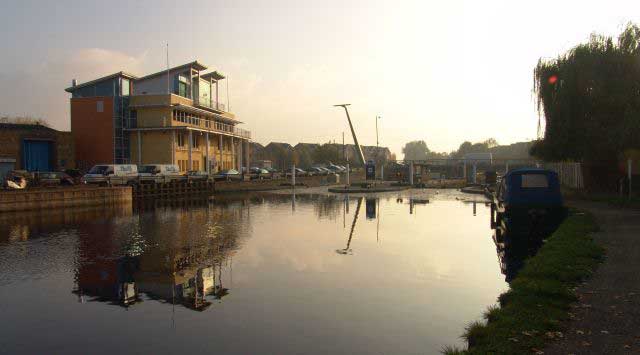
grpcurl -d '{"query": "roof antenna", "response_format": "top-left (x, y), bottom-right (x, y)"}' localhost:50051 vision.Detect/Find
top-left (166, 43), bottom-right (170, 95)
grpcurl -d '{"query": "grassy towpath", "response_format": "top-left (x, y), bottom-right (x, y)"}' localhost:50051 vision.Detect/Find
top-left (544, 201), bottom-right (640, 354)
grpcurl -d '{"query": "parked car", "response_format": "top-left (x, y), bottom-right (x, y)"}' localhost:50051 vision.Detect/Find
top-left (249, 167), bottom-right (270, 180)
top-left (187, 170), bottom-right (211, 181)
top-left (326, 165), bottom-right (343, 173)
top-left (286, 168), bottom-right (307, 177)
top-left (82, 164), bottom-right (138, 186)
top-left (263, 167), bottom-right (282, 179)
top-left (318, 167), bottom-right (333, 175)
top-left (138, 164), bottom-right (184, 184)
top-left (33, 171), bottom-right (75, 187)
top-left (308, 167), bottom-right (327, 176)
top-left (214, 169), bottom-right (242, 181)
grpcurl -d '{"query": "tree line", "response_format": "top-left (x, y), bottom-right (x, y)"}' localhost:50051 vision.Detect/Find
top-left (401, 138), bottom-right (531, 161)
top-left (251, 142), bottom-right (396, 170)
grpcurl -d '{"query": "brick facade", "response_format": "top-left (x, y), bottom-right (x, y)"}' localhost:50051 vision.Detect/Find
top-left (0, 123), bottom-right (75, 171)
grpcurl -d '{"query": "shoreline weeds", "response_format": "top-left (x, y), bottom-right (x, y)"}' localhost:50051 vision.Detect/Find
top-left (444, 210), bottom-right (603, 354)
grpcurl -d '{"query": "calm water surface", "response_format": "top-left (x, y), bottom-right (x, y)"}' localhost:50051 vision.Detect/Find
top-left (0, 190), bottom-right (507, 354)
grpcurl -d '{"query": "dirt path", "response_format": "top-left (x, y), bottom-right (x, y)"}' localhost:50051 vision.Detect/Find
top-left (545, 201), bottom-right (640, 354)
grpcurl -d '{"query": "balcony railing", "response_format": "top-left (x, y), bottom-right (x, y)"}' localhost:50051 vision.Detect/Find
top-left (174, 115), bottom-right (250, 139)
top-left (194, 97), bottom-right (226, 112)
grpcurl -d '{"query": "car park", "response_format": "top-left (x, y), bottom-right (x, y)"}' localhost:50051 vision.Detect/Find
top-left (33, 171), bottom-right (75, 187)
top-left (138, 164), bottom-right (183, 184)
top-left (214, 169), bottom-right (242, 182)
top-left (186, 170), bottom-right (211, 181)
top-left (82, 164), bottom-right (139, 186)
top-left (249, 167), bottom-right (271, 180)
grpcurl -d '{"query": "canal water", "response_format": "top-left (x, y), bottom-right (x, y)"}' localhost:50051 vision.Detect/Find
top-left (0, 190), bottom-right (507, 355)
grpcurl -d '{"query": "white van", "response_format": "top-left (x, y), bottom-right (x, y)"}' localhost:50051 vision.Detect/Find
top-left (82, 164), bottom-right (139, 186)
top-left (138, 164), bottom-right (184, 184)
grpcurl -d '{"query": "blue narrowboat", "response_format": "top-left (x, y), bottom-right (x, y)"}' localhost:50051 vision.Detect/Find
top-left (491, 168), bottom-right (567, 245)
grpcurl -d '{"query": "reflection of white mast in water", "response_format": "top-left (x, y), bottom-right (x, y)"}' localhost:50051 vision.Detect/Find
top-left (291, 191), bottom-right (296, 213)
top-left (337, 197), bottom-right (363, 255)
top-left (343, 195), bottom-right (349, 229)
top-left (376, 198), bottom-right (380, 243)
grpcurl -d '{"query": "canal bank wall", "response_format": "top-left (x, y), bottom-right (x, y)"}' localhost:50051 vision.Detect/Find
top-left (0, 186), bottom-right (132, 212)
top-left (0, 174), bottom-right (353, 212)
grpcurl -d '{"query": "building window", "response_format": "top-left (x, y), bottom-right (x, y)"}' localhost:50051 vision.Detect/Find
top-left (178, 75), bottom-right (188, 98)
top-left (177, 133), bottom-right (185, 147)
top-left (122, 78), bottom-right (130, 96)
top-left (97, 101), bottom-right (104, 112)
top-left (193, 135), bottom-right (199, 149)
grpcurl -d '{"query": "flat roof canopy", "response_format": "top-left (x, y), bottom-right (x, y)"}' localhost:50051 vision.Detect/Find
top-left (201, 71), bottom-right (225, 80)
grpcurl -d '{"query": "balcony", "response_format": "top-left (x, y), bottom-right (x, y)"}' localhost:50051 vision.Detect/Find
top-left (194, 97), bottom-right (226, 112)
top-left (173, 115), bottom-right (250, 139)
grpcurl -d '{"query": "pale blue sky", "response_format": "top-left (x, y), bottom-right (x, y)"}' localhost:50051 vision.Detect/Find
top-left (1, 0), bottom-right (638, 156)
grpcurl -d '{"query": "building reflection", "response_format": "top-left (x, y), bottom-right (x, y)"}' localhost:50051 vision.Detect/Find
top-left (73, 198), bottom-right (248, 311)
top-left (0, 204), bottom-right (133, 244)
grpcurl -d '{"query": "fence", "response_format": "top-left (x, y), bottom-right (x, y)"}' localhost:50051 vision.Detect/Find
top-left (544, 162), bottom-right (584, 190)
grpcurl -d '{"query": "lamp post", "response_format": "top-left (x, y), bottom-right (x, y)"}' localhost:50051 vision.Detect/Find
top-left (376, 115), bottom-right (380, 149)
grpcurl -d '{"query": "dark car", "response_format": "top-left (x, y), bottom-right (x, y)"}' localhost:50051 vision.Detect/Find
top-left (33, 172), bottom-right (75, 187)
top-left (249, 167), bottom-right (270, 180)
top-left (286, 168), bottom-right (307, 177)
top-left (186, 170), bottom-right (211, 181)
top-left (214, 169), bottom-right (242, 181)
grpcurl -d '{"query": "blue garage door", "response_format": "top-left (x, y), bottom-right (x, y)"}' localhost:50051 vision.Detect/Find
top-left (23, 140), bottom-right (52, 172)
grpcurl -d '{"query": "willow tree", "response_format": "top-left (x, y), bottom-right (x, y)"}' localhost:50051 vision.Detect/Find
top-left (532, 24), bottom-right (640, 163)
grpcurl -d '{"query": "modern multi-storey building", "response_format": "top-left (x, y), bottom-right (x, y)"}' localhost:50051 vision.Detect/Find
top-left (65, 60), bottom-right (250, 172)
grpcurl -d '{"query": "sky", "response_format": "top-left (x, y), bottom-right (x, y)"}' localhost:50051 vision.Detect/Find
top-left (1, 0), bottom-right (639, 157)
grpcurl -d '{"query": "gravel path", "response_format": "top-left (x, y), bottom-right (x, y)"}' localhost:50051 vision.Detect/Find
top-left (545, 201), bottom-right (640, 354)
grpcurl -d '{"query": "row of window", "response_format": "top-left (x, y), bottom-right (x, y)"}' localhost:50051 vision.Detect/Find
top-left (171, 109), bottom-right (234, 133)
top-left (175, 133), bottom-right (233, 151)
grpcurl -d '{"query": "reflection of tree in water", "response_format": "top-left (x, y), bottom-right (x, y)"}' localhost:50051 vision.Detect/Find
top-left (73, 200), bottom-right (249, 311)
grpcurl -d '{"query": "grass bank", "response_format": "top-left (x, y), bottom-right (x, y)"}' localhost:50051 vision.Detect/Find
top-left (444, 211), bottom-right (603, 354)
top-left (562, 189), bottom-right (640, 210)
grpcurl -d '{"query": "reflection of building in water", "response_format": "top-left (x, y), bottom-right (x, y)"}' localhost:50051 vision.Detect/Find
top-left (73, 200), bottom-right (248, 311)
top-left (0, 204), bottom-right (133, 244)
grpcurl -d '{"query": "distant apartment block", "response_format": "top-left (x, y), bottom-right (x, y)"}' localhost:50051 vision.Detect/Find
top-left (65, 60), bottom-right (250, 172)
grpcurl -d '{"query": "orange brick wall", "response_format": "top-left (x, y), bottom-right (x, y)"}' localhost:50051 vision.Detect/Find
top-left (70, 97), bottom-right (114, 171)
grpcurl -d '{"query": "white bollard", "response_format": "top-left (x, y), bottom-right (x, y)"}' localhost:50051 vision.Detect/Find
top-left (346, 163), bottom-right (350, 186)
top-left (472, 164), bottom-right (477, 184)
top-left (409, 163), bottom-right (414, 186)
top-left (292, 164), bottom-right (296, 188)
